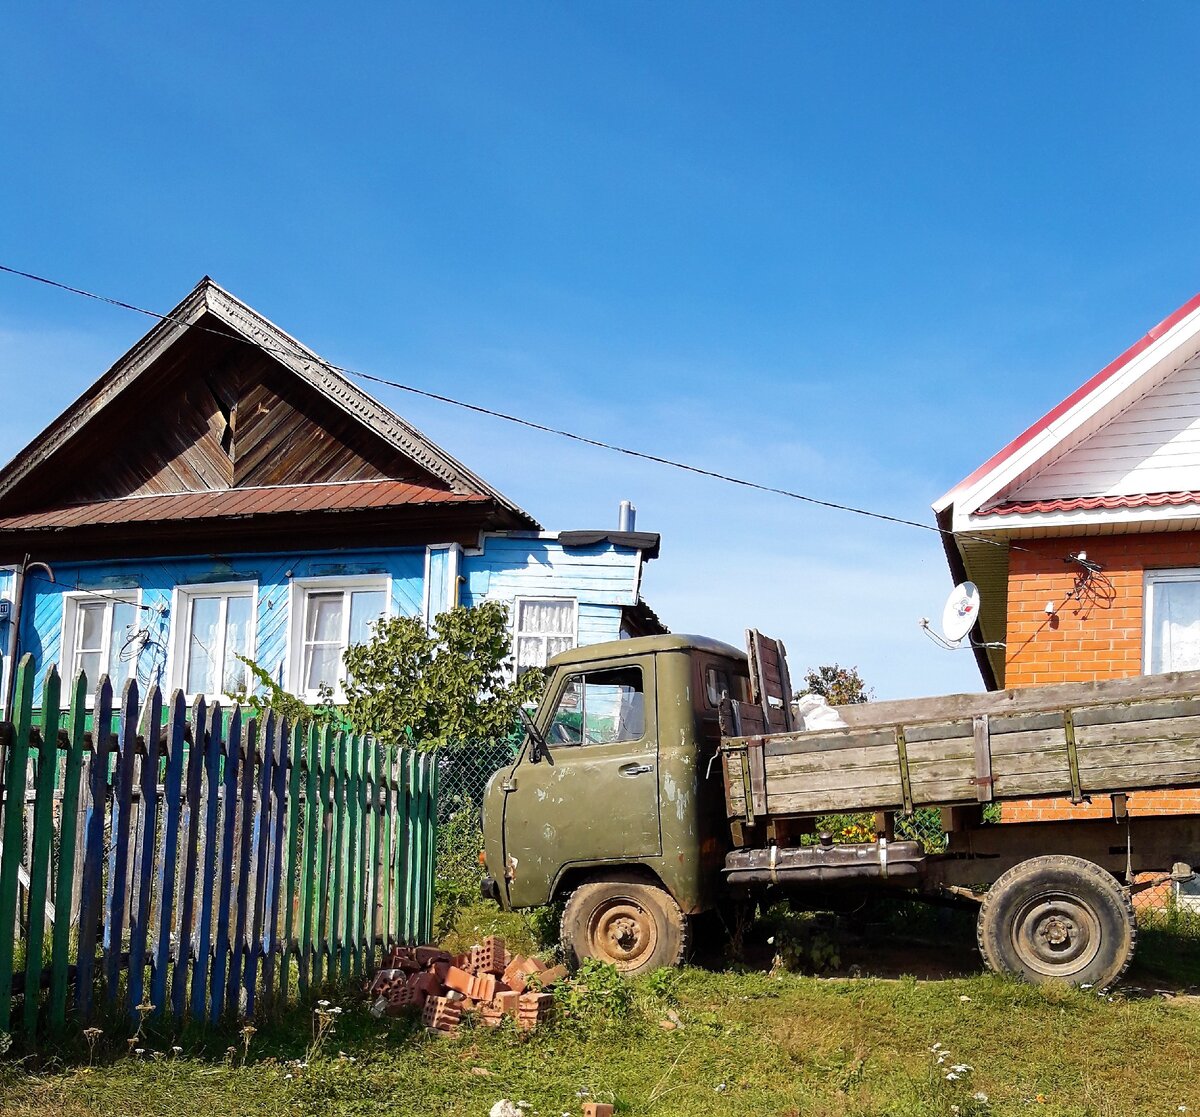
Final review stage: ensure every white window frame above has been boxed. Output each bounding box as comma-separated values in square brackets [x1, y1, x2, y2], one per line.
[170, 581, 258, 702]
[287, 575, 391, 702]
[510, 595, 578, 675]
[60, 590, 142, 697]
[1143, 568, 1200, 674]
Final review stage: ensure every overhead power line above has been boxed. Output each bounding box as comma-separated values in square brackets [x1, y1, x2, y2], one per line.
[0, 262, 1011, 552]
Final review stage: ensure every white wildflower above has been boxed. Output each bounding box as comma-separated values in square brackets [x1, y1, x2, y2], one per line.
[284, 1073, 293, 1080]
[317, 999, 331, 1008]
[974, 1093, 989, 1103]
[951, 1063, 973, 1073]
[931, 1042, 943, 1051]
[946, 1072, 959, 1082]
[715, 1083, 727, 1092]
[958, 994, 971, 1002]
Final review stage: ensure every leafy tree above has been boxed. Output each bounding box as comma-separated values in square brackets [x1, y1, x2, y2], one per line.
[229, 655, 339, 728]
[342, 601, 545, 747]
[798, 663, 873, 706]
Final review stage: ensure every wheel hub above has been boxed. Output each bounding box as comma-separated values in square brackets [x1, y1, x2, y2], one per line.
[1013, 892, 1102, 977]
[588, 897, 658, 970]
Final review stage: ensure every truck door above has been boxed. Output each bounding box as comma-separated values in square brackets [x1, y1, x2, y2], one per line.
[502, 658, 661, 908]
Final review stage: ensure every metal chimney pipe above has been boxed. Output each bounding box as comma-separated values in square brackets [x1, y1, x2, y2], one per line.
[618, 501, 636, 532]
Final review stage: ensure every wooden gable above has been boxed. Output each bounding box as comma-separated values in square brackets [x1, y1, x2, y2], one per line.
[1, 318, 440, 513]
[0, 279, 536, 558]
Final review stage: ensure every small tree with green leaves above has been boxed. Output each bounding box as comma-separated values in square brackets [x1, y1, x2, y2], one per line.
[341, 601, 545, 748]
[798, 663, 873, 707]
[229, 655, 339, 728]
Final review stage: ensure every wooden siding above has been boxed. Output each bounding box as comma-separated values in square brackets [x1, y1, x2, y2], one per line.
[462, 536, 643, 608]
[2, 324, 453, 515]
[18, 549, 426, 706]
[1012, 353, 1200, 501]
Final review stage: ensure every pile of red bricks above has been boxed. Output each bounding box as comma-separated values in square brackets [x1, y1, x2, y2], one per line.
[368, 937, 567, 1035]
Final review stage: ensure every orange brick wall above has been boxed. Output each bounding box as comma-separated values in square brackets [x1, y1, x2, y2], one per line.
[1003, 531, 1200, 819]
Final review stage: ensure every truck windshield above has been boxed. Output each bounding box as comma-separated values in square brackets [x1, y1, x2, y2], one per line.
[546, 666, 645, 746]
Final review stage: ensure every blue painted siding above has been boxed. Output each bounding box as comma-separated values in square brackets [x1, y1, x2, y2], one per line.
[461, 535, 642, 653]
[12, 534, 650, 706]
[18, 548, 426, 705]
[461, 536, 641, 610]
[0, 568, 13, 702]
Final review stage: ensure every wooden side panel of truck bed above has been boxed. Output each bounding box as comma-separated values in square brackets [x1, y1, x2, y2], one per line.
[722, 670, 1200, 822]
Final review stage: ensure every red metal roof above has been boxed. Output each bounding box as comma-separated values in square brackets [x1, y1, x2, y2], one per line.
[0, 479, 488, 531]
[981, 492, 1200, 517]
[940, 292, 1200, 507]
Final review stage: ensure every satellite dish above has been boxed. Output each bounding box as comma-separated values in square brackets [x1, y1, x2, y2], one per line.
[941, 581, 981, 644]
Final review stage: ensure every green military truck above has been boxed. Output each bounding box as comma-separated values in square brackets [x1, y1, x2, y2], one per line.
[479, 633, 1200, 987]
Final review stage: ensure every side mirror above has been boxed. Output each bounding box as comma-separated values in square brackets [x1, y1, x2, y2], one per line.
[519, 706, 552, 764]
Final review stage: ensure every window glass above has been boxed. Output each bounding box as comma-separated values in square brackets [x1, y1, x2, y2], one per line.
[299, 583, 386, 694]
[513, 598, 576, 673]
[546, 666, 645, 746]
[71, 597, 137, 689]
[1149, 577, 1200, 673]
[183, 590, 253, 697]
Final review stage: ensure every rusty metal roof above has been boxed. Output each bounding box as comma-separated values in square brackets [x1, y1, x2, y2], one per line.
[0, 479, 488, 531]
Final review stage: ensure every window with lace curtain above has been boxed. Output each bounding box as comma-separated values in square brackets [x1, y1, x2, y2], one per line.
[1145, 570, 1200, 673]
[512, 597, 577, 675]
[173, 582, 256, 700]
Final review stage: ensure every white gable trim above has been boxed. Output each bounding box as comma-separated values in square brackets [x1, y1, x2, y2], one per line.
[935, 294, 1200, 532]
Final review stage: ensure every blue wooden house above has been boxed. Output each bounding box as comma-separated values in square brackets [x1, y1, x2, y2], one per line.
[0, 278, 664, 714]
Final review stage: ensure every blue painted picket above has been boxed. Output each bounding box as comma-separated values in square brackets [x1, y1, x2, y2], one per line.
[0, 654, 438, 1039]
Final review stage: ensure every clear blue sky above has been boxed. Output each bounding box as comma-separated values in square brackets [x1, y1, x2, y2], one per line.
[4, 3, 1200, 698]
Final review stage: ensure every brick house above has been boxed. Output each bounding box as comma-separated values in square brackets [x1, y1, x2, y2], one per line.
[934, 292, 1200, 822]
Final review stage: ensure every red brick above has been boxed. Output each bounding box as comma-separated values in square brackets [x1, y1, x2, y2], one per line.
[582, 1105, 614, 1117]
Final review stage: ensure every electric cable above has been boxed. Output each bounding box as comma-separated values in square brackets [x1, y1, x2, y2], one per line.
[0, 262, 1025, 554]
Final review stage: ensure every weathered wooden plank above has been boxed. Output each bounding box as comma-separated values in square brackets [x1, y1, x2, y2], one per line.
[280, 720, 303, 1004]
[766, 784, 902, 814]
[988, 727, 1070, 756]
[49, 671, 88, 1030]
[297, 723, 319, 994]
[0, 656, 35, 1031]
[835, 669, 1200, 729]
[104, 680, 140, 1012]
[765, 743, 902, 778]
[343, 735, 361, 979]
[23, 668, 61, 1037]
[1075, 716, 1200, 749]
[989, 710, 1072, 736]
[1073, 696, 1200, 728]
[761, 727, 896, 757]
[76, 677, 115, 1023]
[172, 696, 206, 1021]
[313, 726, 334, 988]
[419, 752, 438, 945]
[261, 715, 288, 1007]
[149, 691, 187, 1020]
[208, 706, 241, 1024]
[330, 736, 349, 977]
[127, 685, 163, 1023]
[899, 721, 975, 746]
[380, 745, 395, 949]
[228, 716, 257, 1018]
[391, 748, 408, 946]
[1082, 762, 1200, 791]
[243, 713, 275, 1019]
[367, 740, 382, 965]
[190, 702, 223, 1021]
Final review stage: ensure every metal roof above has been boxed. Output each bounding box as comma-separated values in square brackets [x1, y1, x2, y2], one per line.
[980, 492, 1200, 517]
[0, 479, 487, 531]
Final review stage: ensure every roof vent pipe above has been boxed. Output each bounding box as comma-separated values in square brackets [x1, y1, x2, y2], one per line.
[618, 500, 636, 532]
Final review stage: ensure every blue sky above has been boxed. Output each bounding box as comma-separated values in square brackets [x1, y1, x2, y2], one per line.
[4, 3, 1200, 698]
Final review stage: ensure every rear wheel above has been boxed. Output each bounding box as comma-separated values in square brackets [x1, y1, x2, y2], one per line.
[561, 874, 688, 976]
[977, 855, 1136, 989]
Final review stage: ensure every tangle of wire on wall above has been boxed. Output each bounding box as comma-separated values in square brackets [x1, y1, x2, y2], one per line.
[23, 571, 171, 692]
[1058, 551, 1117, 619]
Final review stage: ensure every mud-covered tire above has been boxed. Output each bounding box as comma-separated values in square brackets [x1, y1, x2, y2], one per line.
[560, 874, 689, 976]
[977, 855, 1136, 989]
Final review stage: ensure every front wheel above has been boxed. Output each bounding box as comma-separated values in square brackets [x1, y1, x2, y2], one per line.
[561, 874, 689, 976]
[977, 855, 1136, 989]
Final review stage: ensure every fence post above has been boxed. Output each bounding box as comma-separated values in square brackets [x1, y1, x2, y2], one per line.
[104, 679, 139, 1012]
[21, 665, 60, 1038]
[280, 720, 303, 1004]
[127, 684, 163, 1024]
[228, 715, 257, 1018]
[261, 715, 288, 1008]
[172, 695, 206, 1021]
[150, 690, 187, 1020]
[49, 670, 88, 1030]
[0, 654, 35, 1031]
[297, 722, 319, 996]
[209, 705, 241, 1024]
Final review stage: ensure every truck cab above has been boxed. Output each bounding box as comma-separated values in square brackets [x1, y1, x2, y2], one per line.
[480, 635, 747, 972]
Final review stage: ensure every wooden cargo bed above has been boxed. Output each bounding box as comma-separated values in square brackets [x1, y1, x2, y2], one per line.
[721, 666, 1200, 824]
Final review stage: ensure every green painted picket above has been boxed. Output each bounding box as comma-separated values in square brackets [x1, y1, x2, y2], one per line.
[0, 654, 438, 1040]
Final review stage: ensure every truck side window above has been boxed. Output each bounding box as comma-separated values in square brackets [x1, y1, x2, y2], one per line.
[546, 666, 645, 746]
[704, 664, 748, 707]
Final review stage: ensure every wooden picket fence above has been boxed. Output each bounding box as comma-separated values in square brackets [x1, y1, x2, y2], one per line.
[0, 653, 438, 1039]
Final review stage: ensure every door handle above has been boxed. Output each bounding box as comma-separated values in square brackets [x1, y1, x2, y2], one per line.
[619, 763, 653, 777]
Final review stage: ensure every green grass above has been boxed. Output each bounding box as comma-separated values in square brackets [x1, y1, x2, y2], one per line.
[3, 903, 1200, 1117]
